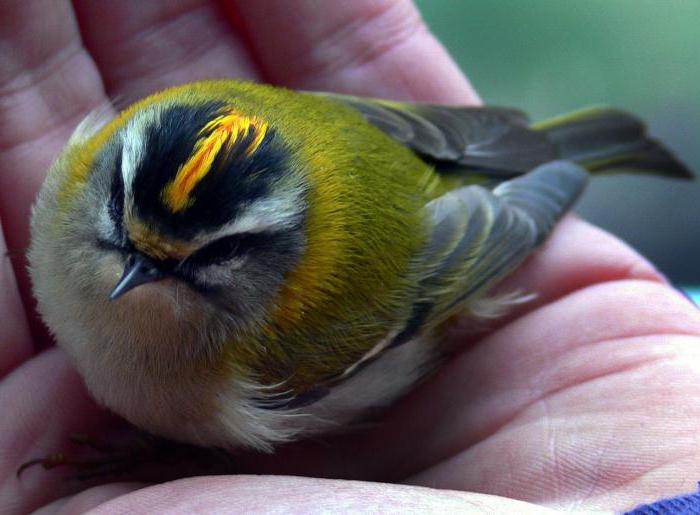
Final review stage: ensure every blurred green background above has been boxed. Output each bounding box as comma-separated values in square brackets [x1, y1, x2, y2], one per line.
[415, 0, 700, 289]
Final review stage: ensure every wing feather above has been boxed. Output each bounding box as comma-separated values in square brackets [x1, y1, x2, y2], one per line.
[310, 91, 557, 174]
[415, 160, 589, 325]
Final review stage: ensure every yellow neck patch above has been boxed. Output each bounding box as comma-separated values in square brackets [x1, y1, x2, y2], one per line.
[161, 109, 268, 213]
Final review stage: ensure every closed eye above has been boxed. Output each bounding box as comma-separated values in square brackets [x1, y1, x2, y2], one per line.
[184, 232, 271, 268]
[96, 238, 128, 253]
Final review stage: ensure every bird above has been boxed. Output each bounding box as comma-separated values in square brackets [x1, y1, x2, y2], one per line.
[28, 80, 692, 452]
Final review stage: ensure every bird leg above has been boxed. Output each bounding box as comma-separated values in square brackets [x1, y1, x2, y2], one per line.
[16, 433, 163, 480]
[17, 433, 235, 481]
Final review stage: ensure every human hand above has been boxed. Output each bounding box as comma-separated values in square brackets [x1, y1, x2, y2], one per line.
[1, 2, 699, 513]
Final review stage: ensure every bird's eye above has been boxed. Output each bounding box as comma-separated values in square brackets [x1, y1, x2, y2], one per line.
[186, 232, 270, 267]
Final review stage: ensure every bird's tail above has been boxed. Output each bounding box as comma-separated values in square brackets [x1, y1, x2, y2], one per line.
[533, 107, 693, 179]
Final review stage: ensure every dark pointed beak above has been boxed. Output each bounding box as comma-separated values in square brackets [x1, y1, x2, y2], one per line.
[110, 253, 165, 300]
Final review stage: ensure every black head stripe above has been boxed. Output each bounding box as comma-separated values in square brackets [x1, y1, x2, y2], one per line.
[130, 102, 288, 239]
[108, 146, 125, 242]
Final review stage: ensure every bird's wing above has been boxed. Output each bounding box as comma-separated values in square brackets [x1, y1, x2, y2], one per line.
[390, 160, 589, 344]
[309, 91, 557, 175]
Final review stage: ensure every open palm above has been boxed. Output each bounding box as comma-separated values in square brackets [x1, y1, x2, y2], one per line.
[1, 2, 699, 513]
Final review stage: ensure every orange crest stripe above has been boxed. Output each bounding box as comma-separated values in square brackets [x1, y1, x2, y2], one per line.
[161, 109, 268, 213]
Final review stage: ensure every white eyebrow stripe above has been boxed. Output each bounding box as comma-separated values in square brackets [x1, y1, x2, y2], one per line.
[220, 196, 301, 236]
[194, 187, 305, 246]
[96, 203, 116, 240]
[120, 106, 163, 198]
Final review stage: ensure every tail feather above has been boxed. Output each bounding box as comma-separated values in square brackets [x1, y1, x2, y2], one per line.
[534, 107, 693, 179]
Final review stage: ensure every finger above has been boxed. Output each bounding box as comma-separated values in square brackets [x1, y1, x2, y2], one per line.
[0, 220, 33, 376]
[72, 0, 260, 105]
[0, 349, 119, 514]
[82, 476, 559, 514]
[232, 0, 479, 103]
[405, 281, 700, 509]
[0, 0, 108, 342]
[35, 483, 147, 515]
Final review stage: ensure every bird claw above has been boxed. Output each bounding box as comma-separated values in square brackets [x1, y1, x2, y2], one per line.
[16, 432, 234, 480]
[16, 453, 69, 478]
[16, 433, 156, 480]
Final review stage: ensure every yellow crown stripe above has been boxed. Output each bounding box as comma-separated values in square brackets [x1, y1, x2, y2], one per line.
[162, 110, 268, 213]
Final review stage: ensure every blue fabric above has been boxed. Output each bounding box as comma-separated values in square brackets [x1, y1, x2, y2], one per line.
[624, 487, 700, 514]
[684, 287, 700, 306]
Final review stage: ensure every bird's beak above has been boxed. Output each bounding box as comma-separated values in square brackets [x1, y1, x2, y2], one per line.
[110, 253, 164, 300]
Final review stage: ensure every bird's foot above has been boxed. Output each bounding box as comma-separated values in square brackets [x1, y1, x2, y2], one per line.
[17, 432, 235, 481]
[17, 433, 165, 480]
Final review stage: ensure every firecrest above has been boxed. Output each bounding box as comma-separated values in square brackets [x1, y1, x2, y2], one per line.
[28, 80, 691, 451]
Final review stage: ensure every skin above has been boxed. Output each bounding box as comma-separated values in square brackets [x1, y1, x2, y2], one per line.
[0, 1, 699, 513]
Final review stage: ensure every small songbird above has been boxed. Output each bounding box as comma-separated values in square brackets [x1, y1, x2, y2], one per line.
[28, 80, 691, 452]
